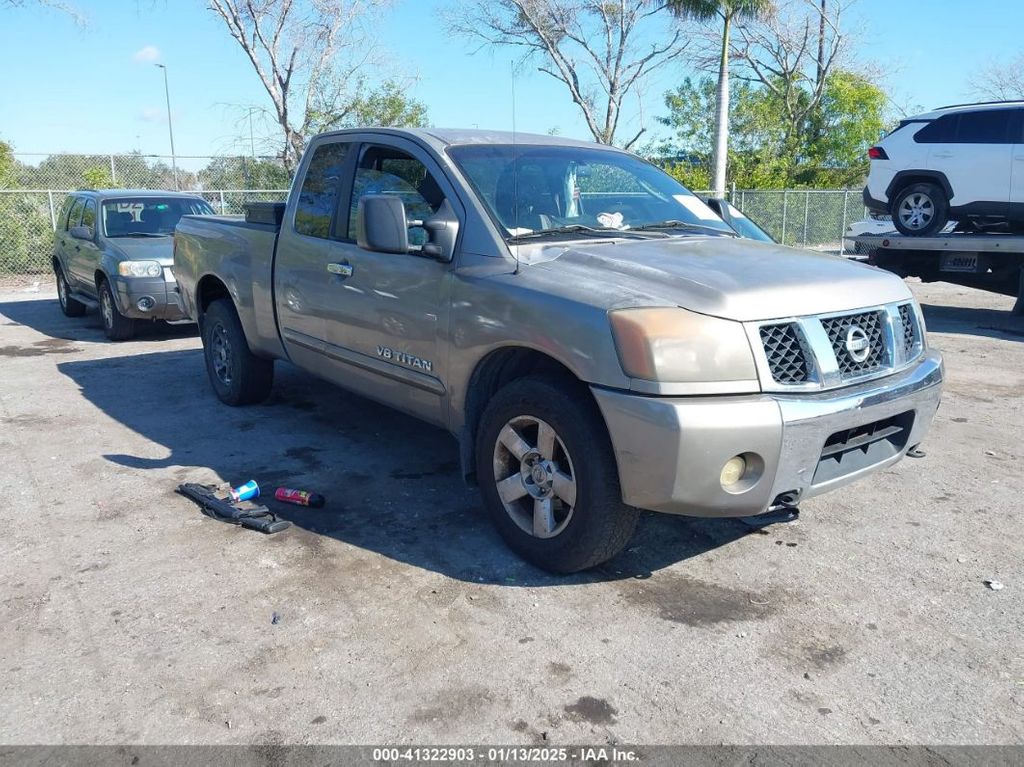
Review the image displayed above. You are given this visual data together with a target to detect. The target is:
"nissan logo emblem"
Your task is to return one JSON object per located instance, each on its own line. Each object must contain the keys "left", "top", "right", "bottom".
{"left": 845, "top": 325, "right": 871, "bottom": 363}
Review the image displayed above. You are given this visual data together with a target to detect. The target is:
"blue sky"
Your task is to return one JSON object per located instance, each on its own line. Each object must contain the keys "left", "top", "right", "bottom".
{"left": 1, "top": 0, "right": 1022, "bottom": 165}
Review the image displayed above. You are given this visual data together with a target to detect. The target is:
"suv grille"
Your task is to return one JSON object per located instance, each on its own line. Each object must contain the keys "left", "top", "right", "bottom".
{"left": 821, "top": 310, "right": 886, "bottom": 378}
{"left": 759, "top": 323, "right": 809, "bottom": 384}
{"left": 898, "top": 304, "right": 917, "bottom": 358}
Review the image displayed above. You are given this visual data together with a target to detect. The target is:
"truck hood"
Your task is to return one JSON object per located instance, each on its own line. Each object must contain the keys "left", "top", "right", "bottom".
{"left": 105, "top": 236, "right": 174, "bottom": 265}
{"left": 523, "top": 235, "right": 912, "bottom": 322}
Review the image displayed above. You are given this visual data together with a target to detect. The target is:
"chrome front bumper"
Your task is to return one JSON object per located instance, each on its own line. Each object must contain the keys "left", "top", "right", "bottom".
{"left": 112, "top": 270, "right": 188, "bottom": 321}
{"left": 592, "top": 350, "right": 943, "bottom": 518}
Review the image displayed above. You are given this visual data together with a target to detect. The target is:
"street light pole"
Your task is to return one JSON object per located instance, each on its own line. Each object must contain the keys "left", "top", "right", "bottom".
{"left": 155, "top": 63, "right": 179, "bottom": 190}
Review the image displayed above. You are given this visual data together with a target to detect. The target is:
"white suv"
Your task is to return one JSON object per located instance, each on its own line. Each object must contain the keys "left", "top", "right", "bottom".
{"left": 864, "top": 101, "right": 1024, "bottom": 236}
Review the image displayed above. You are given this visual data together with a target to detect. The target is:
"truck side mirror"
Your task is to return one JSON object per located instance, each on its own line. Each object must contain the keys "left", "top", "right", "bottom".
{"left": 421, "top": 198, "right": 459, "bottom": 263}
{"left": 69, "top": 225, "right": 92, "bottom": 241}
{"left": 357, "top": 195, "right": 409, "bottom": 255}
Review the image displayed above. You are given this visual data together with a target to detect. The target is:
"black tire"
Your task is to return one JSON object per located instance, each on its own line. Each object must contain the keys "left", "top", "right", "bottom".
{"left": 202, "top": 298, "right": 274, "bottom": 406}
{"left": 98, "top": 278, "right": 135, "bottom": 341}
{"left": 891, "top": 182, "right": 949, "bottom": 237}
{"left": 475, "top": 374, "right": 638, "bottom": 573}
{"left": 55, "top": 265, "right": 85, "bottom": 317}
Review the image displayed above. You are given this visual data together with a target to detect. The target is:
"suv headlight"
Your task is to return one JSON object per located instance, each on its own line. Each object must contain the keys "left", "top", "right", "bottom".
{"left": 118, "top": 261, "right": 163, "bottom": 278}
{"left": 609, "top": 307, "right": 757, "bottom": 382}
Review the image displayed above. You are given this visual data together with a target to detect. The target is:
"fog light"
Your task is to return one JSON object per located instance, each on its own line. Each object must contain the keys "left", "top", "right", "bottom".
{"left": 720, "top": 455, "right": 746, "bottom": 487}
{"left": 136, "top": 296, "right": 156, "bottom": 312}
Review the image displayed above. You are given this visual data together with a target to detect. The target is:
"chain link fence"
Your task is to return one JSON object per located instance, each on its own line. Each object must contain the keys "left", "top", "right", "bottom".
{"left": 0, "top": 152, "right": 867, "bottom": 275}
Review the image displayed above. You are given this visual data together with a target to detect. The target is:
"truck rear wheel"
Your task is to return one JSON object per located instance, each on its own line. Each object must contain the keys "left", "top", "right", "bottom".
{"left": 202, "top": 298, "right": 274, "bottom": 406}
{"left": 475, "top": 375, "right": 638, "bottom": 573}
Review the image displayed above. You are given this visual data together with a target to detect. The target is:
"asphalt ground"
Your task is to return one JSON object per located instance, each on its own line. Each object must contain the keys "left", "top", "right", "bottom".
{"left": 0, "top": 277, "right": 1021, "bottom": 746}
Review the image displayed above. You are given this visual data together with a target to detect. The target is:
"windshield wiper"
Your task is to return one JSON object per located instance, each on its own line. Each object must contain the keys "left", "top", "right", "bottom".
{"left": 508, "top": 224, "right": 667, "bottom": 243}
{"left": 109, "top": 232, "right": 170, "bottom": 238}
{"left": 631, "top": 220, "right": 737, "bottom": 237}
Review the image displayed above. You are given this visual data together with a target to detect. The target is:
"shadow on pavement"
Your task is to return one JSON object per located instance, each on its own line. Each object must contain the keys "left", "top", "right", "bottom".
{"left": 921, "top": 302, "right": 1024, "bottom": 342}
{"left": 0, "top": 296, "right": 198, "bottom": 343}
{"left": 56, "top": 347, "right": 753, "bottom": 587}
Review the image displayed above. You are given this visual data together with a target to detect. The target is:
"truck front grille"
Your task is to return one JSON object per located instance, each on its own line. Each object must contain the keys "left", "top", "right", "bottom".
{"left": 898, "top": 304, "right": 917, "bottom": 358}
{"left": 813, "top": 411, "right": 914, "bottom": 485}
{"left": 821, "top": 310, "right": 887, "bottom": 378}
{"left": 753, "top": 301, "right": 925, "bottom": 391}
{"left": 759, "top": 323, "right": 809, "bottom": 384}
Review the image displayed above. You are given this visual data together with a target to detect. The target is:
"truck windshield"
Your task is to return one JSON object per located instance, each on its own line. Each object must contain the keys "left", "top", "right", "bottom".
{"left": 102, "top": 197, "right": 214, "bottom": 238}
{"left": 447, "top": 144, "right": 734, "bottom": 239}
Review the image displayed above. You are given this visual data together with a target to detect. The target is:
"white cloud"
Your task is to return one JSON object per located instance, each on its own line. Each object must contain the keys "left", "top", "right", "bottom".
{"left": 133, "top": 45, "right": 161, "bottom": 64}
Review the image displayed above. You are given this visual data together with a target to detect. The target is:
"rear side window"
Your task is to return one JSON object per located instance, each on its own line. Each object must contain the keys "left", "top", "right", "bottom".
{"left": 956, "top": 110, "right": 1011, "bottom": 143}
{"left": 57, "top": 196, "right": 75, "bottom": 230}
{"left": 915, "top": 110, "right": 1015, "bottom": 144}
{"left": 294, "top": 141, "right": 349, "bottom": 239}
{"left": 66, "top": 197, "right": 84, "bottom": 230}
{"left": 81, "top": 199, "right": 97, "bottom": 234}
{"left": 914, "top": 115, "right": 957, "bottom": 143}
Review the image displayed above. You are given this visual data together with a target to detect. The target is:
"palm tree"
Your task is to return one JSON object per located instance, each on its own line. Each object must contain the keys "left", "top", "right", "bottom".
{"left": 668, "top": 0, "right": 773, "bottom": 197}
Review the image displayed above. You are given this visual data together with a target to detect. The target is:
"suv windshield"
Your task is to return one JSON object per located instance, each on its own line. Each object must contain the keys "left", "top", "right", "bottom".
{"left": 447, "top": 144, "right": 734, "bottom": 239}
{"left": 102, "top": 197, "right": 214, "bottom": 238}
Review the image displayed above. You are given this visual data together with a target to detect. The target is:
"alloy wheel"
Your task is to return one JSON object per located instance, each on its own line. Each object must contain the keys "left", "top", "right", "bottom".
{"left": 898, "top": 192, "right": 934, "bottom": 231}
{"left": 492, "top": 415, "right": 577, "bottom": 539}
{"left": 210, "top": 323, "right": 234, "bottom": 386}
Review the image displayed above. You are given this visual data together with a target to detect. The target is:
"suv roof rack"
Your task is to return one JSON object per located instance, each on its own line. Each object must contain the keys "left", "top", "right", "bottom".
{"left": 935, "top": 99, "right": 1024, "bottom": 110}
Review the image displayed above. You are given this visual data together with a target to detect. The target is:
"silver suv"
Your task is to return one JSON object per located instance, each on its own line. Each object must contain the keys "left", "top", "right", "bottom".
{"left": 864, "top": 100, "right": 1024, "bottom": 236}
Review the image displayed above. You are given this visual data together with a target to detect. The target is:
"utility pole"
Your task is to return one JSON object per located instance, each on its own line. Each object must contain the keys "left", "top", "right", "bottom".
{"left": 155, "top": 63, "right": 179, "bottom": 190}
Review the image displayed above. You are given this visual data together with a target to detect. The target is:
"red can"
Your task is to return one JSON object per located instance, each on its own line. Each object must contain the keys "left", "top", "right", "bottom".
{"left": 274, "top": 487, "right": 325, "bottom": 508}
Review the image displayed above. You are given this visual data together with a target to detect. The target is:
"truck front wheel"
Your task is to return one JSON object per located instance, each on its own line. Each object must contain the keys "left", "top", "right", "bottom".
{"left": 475, "top": 375, "right": 638, "bottom": 573}
{"left": 202, "top": 298, "right": 274, "bottom": 406}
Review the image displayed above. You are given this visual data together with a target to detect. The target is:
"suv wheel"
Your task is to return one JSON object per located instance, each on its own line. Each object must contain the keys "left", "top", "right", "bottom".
{"left": 55, "top": 266, "right": 86, "bottom": 317}
{"left": 98, "top": 278, "right": 135, "bottom": 341}
{"left": 202, "top": 298, "right": 274, "bottom": 405}
{"left": 892, "top": 182, "right": 949, "bottom": 237}
{"left": 475, "top": 375, "right": 639, "bottom": 573}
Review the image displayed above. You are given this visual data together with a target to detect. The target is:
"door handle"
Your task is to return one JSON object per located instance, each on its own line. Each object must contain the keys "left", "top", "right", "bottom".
{"left": 932, "top": 152, "right": 953, "bottom": 158}
{"left": 327, "top": 262, "right": 353, "bottom": 278}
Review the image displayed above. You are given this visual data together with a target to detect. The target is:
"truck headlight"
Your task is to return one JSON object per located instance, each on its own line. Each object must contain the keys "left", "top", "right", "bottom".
{"left": 118, "top": 261, "right": 163, "bottom": 278}
{"left": 609, "top": 307, "right": 757, "bottom": 382}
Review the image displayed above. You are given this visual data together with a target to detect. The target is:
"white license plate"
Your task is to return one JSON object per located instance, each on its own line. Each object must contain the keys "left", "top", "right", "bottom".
{"left": 940, "top": 253, "right": 978, "bottom": 272}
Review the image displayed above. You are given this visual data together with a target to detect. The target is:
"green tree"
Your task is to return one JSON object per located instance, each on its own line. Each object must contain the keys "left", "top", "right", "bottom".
{"left": 654, "top": 71, "right": 888, "bottom": 189}
{"left": 667, "top": 0, "right": 774, "bottom": 197}
{"left": 197, "top": 156, "right": 291, "bottom": 190}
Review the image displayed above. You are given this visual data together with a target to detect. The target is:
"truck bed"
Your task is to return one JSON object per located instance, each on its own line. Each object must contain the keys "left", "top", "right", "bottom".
{"left": 173, "top": 213, "right": 285, "bottom": 357}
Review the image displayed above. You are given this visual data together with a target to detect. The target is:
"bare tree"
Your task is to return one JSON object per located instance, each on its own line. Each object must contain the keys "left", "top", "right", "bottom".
{"left": 969, "top": 54, "right": 1024, "bottom": 101}
{"left": 448, "top": 0, "right": 689, "bottom": 149}
{"left": 208, "top": 0, "right": 393, "bottom": 169}
{"left": 3, "top": 0, "right": 86, "bottom": 25}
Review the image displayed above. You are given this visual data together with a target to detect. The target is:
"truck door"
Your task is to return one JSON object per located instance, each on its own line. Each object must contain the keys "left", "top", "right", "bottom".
{"left": 273, "top": 138, "right": 355, "bottom": 375}
{"left": 318, "top": 140, "right": 458, "bottom": 427}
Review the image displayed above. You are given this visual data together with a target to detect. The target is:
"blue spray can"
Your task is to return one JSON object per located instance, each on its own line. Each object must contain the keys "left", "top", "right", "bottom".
{"left": 229, "top": 480, "right": 260, "bottom": 502}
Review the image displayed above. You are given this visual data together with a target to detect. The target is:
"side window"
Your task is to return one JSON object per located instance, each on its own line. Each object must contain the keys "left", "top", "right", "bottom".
{"left": 294, "top": 141, "right": 349, "bottom": 239}
{"left": 81, "top": 199, "right": 97, "bottom": 235}
{"left": 348, "top": 146, "right": 444, "bottom": 248}
{"left": 914, "top": 115, "right": 957, "bottom": 143}
{"left": 66, "top": 197, "right": 84, "bottom": 230}
{"left": 955, "top": 110, "right": 1011, "bottom": 144}
{"left": 57, "top": 196, "right": 75, "bottom": 231}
